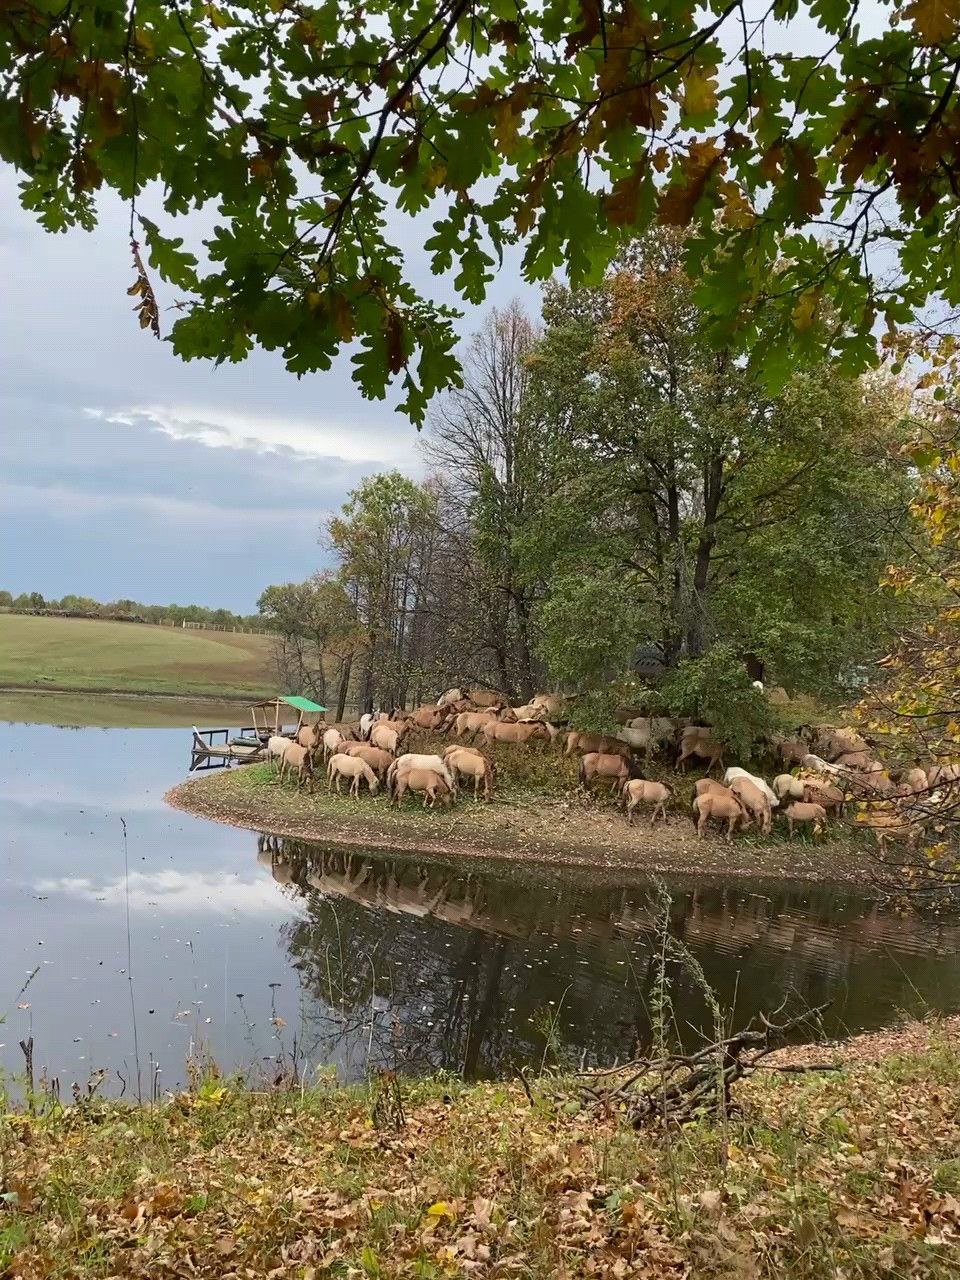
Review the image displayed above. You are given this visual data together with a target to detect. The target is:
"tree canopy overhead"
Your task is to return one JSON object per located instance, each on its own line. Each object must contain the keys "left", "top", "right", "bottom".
{"left": 4, "top": 0, "right": 959, "bottom": 418}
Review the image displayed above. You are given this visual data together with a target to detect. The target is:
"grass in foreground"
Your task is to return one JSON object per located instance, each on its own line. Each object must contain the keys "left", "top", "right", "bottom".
{"left": 0, "top": 615, "right": 274, "bottom": 699}
{"left": 0, "top": 1028, "right": 958, "bottom": 1277}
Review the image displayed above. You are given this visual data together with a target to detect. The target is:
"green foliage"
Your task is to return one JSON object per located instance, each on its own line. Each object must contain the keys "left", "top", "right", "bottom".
{"left": 520, "top": 233, "right": 914, "bottom": 710}
{"left": 5, "top": 2, "right": 960, "bottom": 417}
{"left": 659, "top": 644, "right": 776, "bottom": 757}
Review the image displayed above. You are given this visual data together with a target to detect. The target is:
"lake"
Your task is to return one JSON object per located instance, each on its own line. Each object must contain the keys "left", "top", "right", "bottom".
{"left": 2, "top": 699, "right": 960, "bottom": 1096}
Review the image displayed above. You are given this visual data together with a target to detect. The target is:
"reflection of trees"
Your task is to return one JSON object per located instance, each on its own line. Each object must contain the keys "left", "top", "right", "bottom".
{"left": 255, "top": 837, "right": 960, "bottom": 1080}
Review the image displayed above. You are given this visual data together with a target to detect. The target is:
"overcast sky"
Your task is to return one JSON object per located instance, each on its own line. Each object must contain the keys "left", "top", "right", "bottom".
{"left": 1, "top": 173, "right": 535, "bottom": 613}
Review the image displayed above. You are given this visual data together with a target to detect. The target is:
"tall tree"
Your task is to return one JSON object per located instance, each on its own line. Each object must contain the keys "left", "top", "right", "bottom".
{"left": 424, "top": 303, "right": 545, "bottom": 697}
{"left": 328, "top": 472, "right": 439, "bottom": 710}
{"left": 257, "top": 574, "right": 360, "bottom": 708}
{"left": 523, "top": 233, "right": 914, "bottom": 717}
{"left": 5, "top": 3, "right": 960, "bottom": 415}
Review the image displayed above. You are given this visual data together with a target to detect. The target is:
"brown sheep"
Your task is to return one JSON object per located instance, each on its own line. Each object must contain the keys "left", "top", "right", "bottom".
{"left": 326, "top": 753, "right": 380, "bottom": 797}
{"left": 339, "top": 743, "right": 394, "bottom": 779}
{"left": 677, "top": 733, "right": 725, "bottom": 774}
{"left": 564, "top": 731, "right": 631, "bottom": 759}
{"left": 692, "top": 791, "right": 746, "bottom": 842}
{"left": 729, "top": 776, "right": 772, "bottom": 835}
{"left": 801, "top": 780, "right": 845, "bottom": 816}
{"left": 370, "top": 720, "right": 411, "bottom": 754}
{"left": 482, "top": 720, "right": 551, "bottom": 747}
{"left": 444, "top": 747, "right": 494, "bottom": 800}
{"left": 621, "top": 779, "right": 672, "bottom": 825}
{"left": 280, "top": 742, "right": 314, "bottom": 793}
{"left": 783, "top": 801, "right": 827, "bottom": 838}
{"left": 391, "top": 768, "right": 453, "bottom": 809}
{"left": 578, "top": 751, "right": 631, "bottom": 796}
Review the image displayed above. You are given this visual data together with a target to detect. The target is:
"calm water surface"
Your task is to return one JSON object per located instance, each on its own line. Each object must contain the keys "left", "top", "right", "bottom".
{"left": 2, "top": 708, "right": 960, "bottom": 1094}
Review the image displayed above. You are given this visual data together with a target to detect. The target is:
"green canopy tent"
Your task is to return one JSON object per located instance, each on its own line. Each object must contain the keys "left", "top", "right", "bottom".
{"left": 250, "top": 695, "right": 328, "bottom": 738}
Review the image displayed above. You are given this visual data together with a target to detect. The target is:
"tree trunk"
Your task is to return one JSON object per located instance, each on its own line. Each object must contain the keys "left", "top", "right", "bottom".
{"left": 685, "top": 454, "right": 725, "bottom": 658}
{"left": 335, "top": 651, "right": 354, "bottom": 722}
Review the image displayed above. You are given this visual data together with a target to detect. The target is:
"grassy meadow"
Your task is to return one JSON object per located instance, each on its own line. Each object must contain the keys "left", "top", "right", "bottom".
{"left": 0, "top": 615, "right": 274, "bottom": 700}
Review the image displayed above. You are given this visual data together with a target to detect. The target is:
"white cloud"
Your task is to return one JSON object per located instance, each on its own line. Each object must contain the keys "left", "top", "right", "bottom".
{"left": 84, "top": 404, "right": 421, "bottom": 468}
{"left": 35, "top": 869, "right": 303, "bottom": 917}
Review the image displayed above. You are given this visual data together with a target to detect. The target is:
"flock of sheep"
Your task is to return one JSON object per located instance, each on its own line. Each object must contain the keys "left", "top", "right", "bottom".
{"left": 260, "top": 687, "right": 958, "bottom": 850}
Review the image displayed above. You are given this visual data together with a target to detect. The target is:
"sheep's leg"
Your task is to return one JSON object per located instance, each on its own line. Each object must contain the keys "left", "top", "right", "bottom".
{"left": 788, "top": 819, "right": 794, "bottom": 840}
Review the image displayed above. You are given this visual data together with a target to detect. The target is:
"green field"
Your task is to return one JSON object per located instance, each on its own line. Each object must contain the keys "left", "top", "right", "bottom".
{"left": 0, "top": 615, "right": 275, "bottom": 699}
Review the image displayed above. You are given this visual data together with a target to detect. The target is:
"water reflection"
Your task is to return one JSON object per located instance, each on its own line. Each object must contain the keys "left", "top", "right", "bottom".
{"left": 262, "top": 839, "right": 960, "bottom": 1079}
{"left": 1, "top": 717, "right": 959, "bottom": 1092}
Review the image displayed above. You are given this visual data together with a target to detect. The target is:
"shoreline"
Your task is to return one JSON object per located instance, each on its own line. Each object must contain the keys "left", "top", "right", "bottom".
{"left": 167, "top": 767, "right": 881, "bottom": 885}
{"left": 0, "top": 683, "right": 263, "bottom": 704}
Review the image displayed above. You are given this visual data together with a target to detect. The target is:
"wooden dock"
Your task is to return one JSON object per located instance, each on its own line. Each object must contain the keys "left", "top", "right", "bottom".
{"left": 189, "top": 727, "right": 267, "bottom": 772}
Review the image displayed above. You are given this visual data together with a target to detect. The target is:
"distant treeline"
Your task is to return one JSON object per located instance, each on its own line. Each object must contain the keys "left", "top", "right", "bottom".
{"left": 0, "top": 591, "right": 263, "bottom": 632}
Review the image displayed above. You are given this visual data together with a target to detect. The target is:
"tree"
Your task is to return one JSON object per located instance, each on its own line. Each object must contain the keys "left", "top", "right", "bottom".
{"left": 423, "top": 303, "right": 546, "bottom": 697}
{"left": 522, "top": 233, "right": 914, "bottom": 724}
{"left": 257, "top": 575, "right": 360, "bottom": 711}
{"left": 0, "top": 591, "right": 12, "bottom": 608}
{"left": 5, "top": 3, "right": 960, "bottom": 419}
{"left": 328, "top": 472, "right": 439, "bottom": 710}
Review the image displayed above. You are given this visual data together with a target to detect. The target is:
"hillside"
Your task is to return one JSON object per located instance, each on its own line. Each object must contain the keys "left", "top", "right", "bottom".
{"left": 0, "top": 615, "right": 275, "bottom": 700}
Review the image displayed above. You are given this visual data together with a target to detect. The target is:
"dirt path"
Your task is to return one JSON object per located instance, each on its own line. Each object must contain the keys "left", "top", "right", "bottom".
{"left": 167, "top": 767, "right": 880, "bottom": 885}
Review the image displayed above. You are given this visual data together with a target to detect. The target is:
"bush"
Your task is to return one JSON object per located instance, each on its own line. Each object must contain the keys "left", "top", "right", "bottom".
{"left": 659, "top": 644, "right": 776, "bottom": 758}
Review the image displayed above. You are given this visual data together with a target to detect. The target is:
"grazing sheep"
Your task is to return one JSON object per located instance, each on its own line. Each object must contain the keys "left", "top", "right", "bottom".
{"left": 454, "top": 710, "right": 498, "bottom": 740}
{"left": 578, "top": 751, "right": 631, "bottom": 796}
{"left": 564, "top": 731, "right": 631, "bottom": 758}
{"left": 370, "top": 719, "right": 410, "bottom": 754}
{"left": 529, "top": 693, "right": 567, "bottom": 721}
{"left": 801, "top": 780, "right": 845, "bottom": 816}
{"left": 694, "top": 778, "right": 738, "bottom": 800}
{"left": 280, "top": 742, "right": 315, "bottom": 793}
{"left": 800, "top": 753, "right": 845, "bottom": 777}
{"left": 322, "top": 727, "right": 344, "bottom": 761}
{"left": 436, "top": 687, "right": 464, "bottom": 707}
{"left": 326, "top": 753, "right": 380, "bottom": 797}
{"left": 677, "top": 733, "right": 725, "bottom": 774}
{"left": 391, "top": 768, "right": 453, "bottom": 809}
{"left": 783, "top": 801, "right": 827, "bottom": 838}
{"left": 692, "top": 791, "right": 746, "bottom": 842}
{"left": 484, "top": 720, "right": 551, "bottom": 747}
{"left": 444, "top": 747, "right": 494, "bottom": 800}
{"left": 387, "top": 753, "right": 457, "bottom": 795}
{"left": 358, "top": 713, "right": 374, "bottom": 741}
{"left": 267, "top": 735, "right": 295, "bottom": 768}
{"left": 729, "top": 776, "right": 772, "bottom": 835}
{"left": 621, "top": 779, "right": 672, "bottom": 825}
{"left": 723, "top": 767, "right": 779, "bottom": 808}
{"left": 773, "top": 773, "right": 805, "bottom": 802}
{"left": 296, "top": 723, "right": 323, "bottom": 755}
{"left": 411, "top": 704, "right": 450, "bottom": 731}
{"left": 339, "top": 743, "right": 394, "bottom": 779}
{"left": 899, "top": 766, "right": 929, "bottom": 795}
{"left": 621, "top": 716, "right": 675, "bottom": 759}
{"left": 773, "top": 734, "right": 809, "bottom": 767}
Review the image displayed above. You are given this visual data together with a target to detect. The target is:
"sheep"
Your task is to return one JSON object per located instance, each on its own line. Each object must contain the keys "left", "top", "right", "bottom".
{"left": 454, "top": 710, "right": 498, "bottom": 740}
{"left": 529, "top": 693, "right": 567, "bottom": 721}
{"left": 564, "top": 731, "right": 631, "bottom": 758}
{"left": 694, "top": 778, "right": 737, "bottom": 800}
{"left": 370, "top": 719, "right": 410, "bottom": 754}
{"left": 677, "top": 732, "right": 724, "bottom": 774}
{"left": 723, "top": 767, "right": 779, "bottom": 808}
{"left": 358, "top": 713, "right": 374, "bottom": 741}
{"left": 444, "top": 746, "right": 494, "bottom": 800}
{"left": 899, "top": 766, "right": 929, "bottom": 795}
{"left": 773, "top": 773, "right": 805, "bottom": 802}
{"left": 277, "top": 742, "right": 314, "bottom": 792}
{"left": 783, "top": 801, "right": 827, "bottom": 838}
{"left": 326, "top": 753, "right": 380, "bottom": 797}
{"left": 801, "top": 780, "right": 845, "bottom": 816}
{"left": 266, "top": 735, "right": 296, "bottom": 773}
{"left": 621, "top": 779, "right": 672, "bottom": 825}
{"left": 296, "top": 723, "right": 323, "bottom": 755}
{"left": 800, "top": 753, "right": 845, "bottom": 777}
{"left": 729, "top": 776, "right": 772, "bottom": 835}
{"left": 436, "top": 687, "right": 464, "bottom": 707}
{"left": 322, "top": 727, "right": 344, "bottom": 762}
{"left": 391, "top": 768, "right": 453, "bottom": 809}
{"left": 622, "top": 716, "right": 675, "bottom": 759}
{"left": 578, "top": 751, "right": 631, "bottom": 796}
{"left": 339, "top": 743, "right": 394, "bottom": 779}
{"left": 387, "top": 753, "right": 457, "bottom": 796}
{"left": 484, "top": 720, "right": 552, "bottom": 747}
{"left": 410, "top": 704, "right": 450, "bottom": 731}
{"left": 692, "top": 791, "right": 746, "bottom": 842}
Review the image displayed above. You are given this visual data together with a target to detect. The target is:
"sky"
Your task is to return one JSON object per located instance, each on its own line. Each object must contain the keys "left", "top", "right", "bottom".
{"left": 1, "top": 173, "right": 535, "bottom": 613}
{"left": 1, "top": 2, "right": 889, "bottom": 615}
